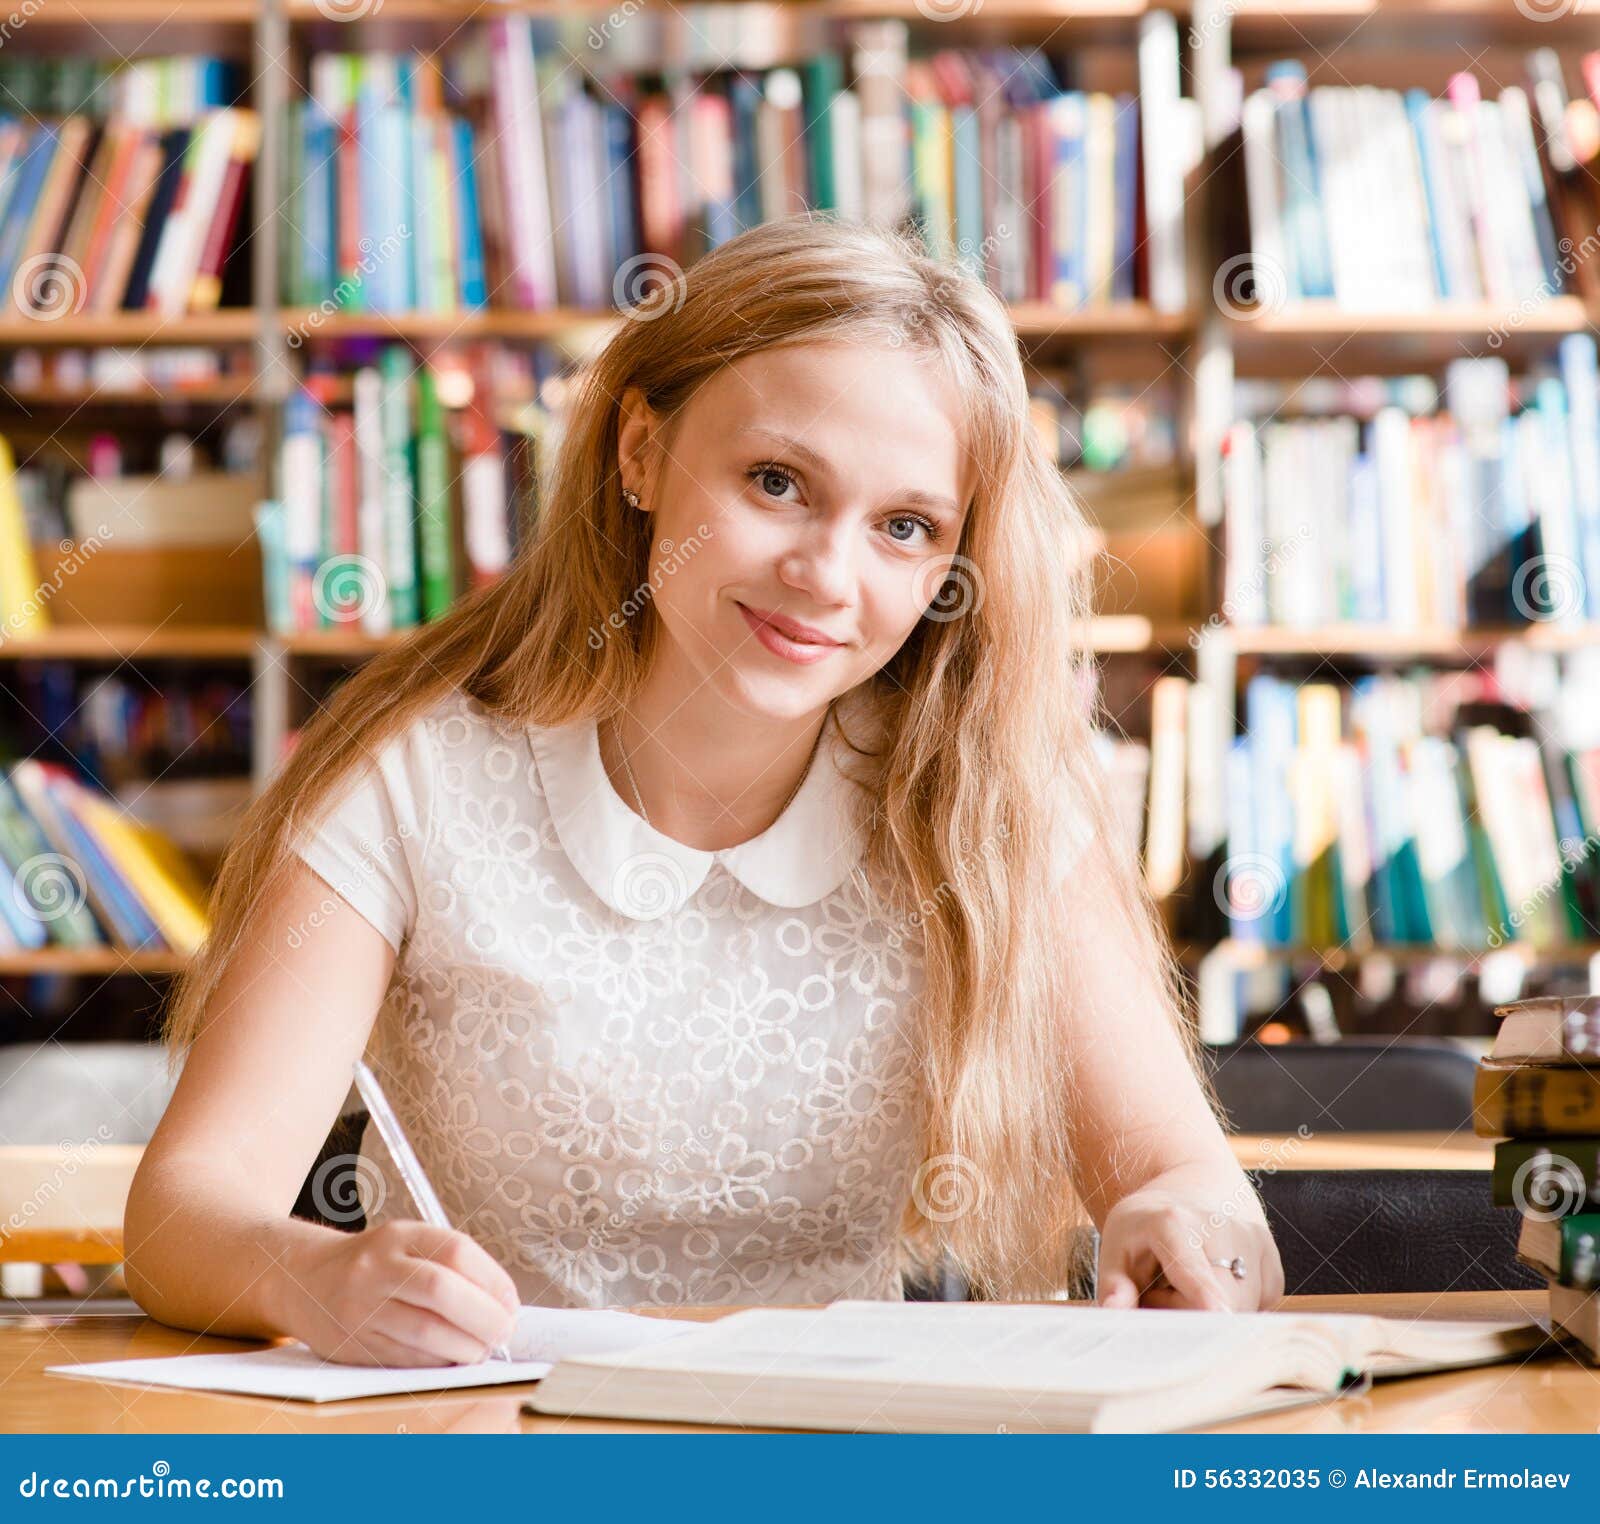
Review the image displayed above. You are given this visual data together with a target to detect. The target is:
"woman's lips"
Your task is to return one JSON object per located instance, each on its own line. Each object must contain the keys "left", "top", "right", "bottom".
{"left": 736, "top": 603, "right": 842, "bottom": 665}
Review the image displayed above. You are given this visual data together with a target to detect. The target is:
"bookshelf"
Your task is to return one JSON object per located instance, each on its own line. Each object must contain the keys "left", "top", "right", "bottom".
{"left": 3, "top": 0, "right": 1600, "bottom": 1051}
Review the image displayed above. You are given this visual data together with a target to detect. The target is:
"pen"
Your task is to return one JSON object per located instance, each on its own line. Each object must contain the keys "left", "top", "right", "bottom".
{"left": 351, "top": 1057, "right": 516, "bottom": 1363}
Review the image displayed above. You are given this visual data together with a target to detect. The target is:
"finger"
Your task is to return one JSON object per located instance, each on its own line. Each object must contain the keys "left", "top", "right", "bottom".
{"left": 322, "top": 1327, "right": 453, "bottom": 1369}
{"left": 377, "top": 1298, "right": 495, "bottom": 1365}
{"left": 382, "top": 1255, "right": 519, "bottom": 1349}
{"left": 401, "top": 1223, "right": 522, "bottom": 1308}
{"left": 1146, "top": 1233, "right": 1231, "bottom": 1311}
{"left": 1096, "top": 1269, "right": 1140, "bottom": 1308}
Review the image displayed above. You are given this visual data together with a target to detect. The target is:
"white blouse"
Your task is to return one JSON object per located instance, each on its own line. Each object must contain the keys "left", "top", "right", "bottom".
{"left": 289, "top": 681, "right": 935, "bottom": 1308}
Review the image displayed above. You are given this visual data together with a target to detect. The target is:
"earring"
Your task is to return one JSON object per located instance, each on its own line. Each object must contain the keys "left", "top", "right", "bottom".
{"left": 622, "top": 486, "right": 641, "bottom": 510}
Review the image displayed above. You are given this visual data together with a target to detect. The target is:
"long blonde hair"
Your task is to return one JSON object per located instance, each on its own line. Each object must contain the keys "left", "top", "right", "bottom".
{"left": 164, "top": 214, "right": 1208, "bottom": 1299}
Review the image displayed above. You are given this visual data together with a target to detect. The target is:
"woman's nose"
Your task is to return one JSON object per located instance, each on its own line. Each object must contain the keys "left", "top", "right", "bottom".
{"left": 778, "top": 527, "right": 855, "bottom": 605}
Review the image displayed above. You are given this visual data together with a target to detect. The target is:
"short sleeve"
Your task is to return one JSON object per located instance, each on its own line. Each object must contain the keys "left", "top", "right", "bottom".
{"left": 287, "top": 716, "right": 433, "bottom": 955}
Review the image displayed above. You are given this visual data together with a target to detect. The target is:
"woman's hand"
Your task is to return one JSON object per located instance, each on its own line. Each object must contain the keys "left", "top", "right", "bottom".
{"left": 1094, "top": 1166, "right": 1285, "bottom": 1312}
{"left": 276, "top": 1220, "right": 521, "bottom": 1366}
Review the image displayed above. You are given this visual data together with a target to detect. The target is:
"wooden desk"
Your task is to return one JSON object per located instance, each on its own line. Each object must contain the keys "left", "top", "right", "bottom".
{"left": 3, "top": 1290, "right": 1590, "bottom": 1434}
{"left": 1228, "top": 1131, "right": 1493, "bottom": 1173}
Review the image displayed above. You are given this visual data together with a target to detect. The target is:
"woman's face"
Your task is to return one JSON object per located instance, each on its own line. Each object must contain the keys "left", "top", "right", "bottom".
{"left": 619, "top": 340, "right": 974, "bottom": 723}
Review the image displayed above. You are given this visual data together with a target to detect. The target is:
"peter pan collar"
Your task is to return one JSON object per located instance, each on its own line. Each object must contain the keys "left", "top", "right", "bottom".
{"left": 527, "top": 684, "right": 884, "bottom": 920}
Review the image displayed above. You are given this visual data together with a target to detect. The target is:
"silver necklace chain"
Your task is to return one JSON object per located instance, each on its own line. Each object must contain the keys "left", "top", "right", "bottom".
{"left": 608, "top": 716, "right": 819, "bottom": 831}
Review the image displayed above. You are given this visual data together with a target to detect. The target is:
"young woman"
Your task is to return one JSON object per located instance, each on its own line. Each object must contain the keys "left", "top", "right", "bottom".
{"left": 126, "top": 216, "right": 1284, "bottom": 1368}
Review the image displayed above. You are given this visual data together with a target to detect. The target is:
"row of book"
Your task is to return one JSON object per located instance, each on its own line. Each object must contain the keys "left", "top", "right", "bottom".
{"left": 0, "top": 106, "right": 258, "bottom": 319}
{"left": 1224, "top": 347, "right": 1600, "bottom": 630}
{"left": 258, "top": 350, "right": 519, "bottom": 636}
{"left": 1225, "top": 669, "right": 1600, "bottom": 953}
{"left": 1480, "top": 993, "right": 1600, "bottom": 1364}
{"left": 283, "top": 11, "right": 1193, "bottom": 315}
{"left": 0, "top": 759, "right": 209, "bottom": 956}
{"left": 0, "top": 344, "right": 252, "bottom": 396}
{"left": 0, "top": 56, "right": 239, "bottom": 127}
{"left": 1234, "top": 57, "right": 1566, "bottom": 310}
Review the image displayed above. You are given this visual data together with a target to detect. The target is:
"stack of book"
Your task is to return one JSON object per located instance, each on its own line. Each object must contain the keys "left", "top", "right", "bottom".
{"left": 0, "top": 56, "right": 257, "bottom": 318}
{"left": 256, "top": 350, "right": 517, "bottom": 636}
{"left": 0, "top": 760, "right": 209, "bottom": 957}
{"left": 1224, "top": 347, "right": 1600, "bottom": 631}
{"left": 1225, "top": 666, "right": 1600, "bottom": 952}
{"left": 1480, "top": 994, "right": 1600, "bottom": 1363}
{"left": 287, "top": 10, "right": 1194, "bottom": 316}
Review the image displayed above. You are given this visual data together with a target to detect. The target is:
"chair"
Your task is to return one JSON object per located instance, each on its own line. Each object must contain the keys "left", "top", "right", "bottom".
{"left": 293, "top": 1110, "right": 369, "bottom": 1233}
{"left": 1247, "top": 1167, "right": 1542, "bottom": 1295}
{"left": 1204, "top": 1039, "right": 1480, "bottom": 1133}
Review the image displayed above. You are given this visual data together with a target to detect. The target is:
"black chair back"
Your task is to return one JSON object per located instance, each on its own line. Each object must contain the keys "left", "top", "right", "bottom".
{"left": 1206, "top": 1039, "right": 1479, "bottom": 1132}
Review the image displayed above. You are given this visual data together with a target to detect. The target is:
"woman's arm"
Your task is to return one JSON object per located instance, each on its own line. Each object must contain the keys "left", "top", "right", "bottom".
{"left": 124, "top": 860, "right": 519, "bottom": 1362}
{"left": 1054, "top": 850, "right": 1284, "bottom": 1311}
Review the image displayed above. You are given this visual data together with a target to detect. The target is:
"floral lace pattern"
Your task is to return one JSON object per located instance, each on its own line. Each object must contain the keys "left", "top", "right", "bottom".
{"left": 294, "top": 689, "right": 928, "bottom": 1308}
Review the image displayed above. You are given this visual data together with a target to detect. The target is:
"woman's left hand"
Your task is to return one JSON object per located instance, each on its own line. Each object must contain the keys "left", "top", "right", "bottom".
{"left": 1094, "top": 1167, "right": 1285, "bottom": 1312}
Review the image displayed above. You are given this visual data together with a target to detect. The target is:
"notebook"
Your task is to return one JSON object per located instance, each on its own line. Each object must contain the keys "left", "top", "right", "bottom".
{"left": 523, "top": 1299, "right": 1552, "bottom": 1433}
{"left": 46, "top": 1305, "right": 692, "bottom": 1404}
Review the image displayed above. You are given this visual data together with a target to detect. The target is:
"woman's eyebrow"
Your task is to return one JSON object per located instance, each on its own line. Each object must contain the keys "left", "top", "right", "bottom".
{"left": 735, "top": 427, "right": 963, "bottom": 517}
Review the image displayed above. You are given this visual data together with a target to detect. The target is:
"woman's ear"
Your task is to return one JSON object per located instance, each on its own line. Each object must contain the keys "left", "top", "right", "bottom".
{"left": 616, "top": 386, "right": 659, "bottom": 512}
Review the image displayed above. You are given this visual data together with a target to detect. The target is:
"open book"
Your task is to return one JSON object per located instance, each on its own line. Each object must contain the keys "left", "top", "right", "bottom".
{"left": 524, "top": 1300, "right": 1551, "bottom": 1433}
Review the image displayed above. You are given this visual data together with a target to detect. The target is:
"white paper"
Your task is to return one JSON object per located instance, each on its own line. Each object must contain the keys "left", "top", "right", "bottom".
{"left": 46, "top": 1304, "right": 692, "bottom": 1404}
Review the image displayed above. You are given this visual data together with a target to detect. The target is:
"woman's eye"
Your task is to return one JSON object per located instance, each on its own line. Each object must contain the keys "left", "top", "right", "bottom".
{"left": 886, "top": 514, "right": 940, "bottom": 546}
{"left": 749, "top": 464, "right": 799, "bottom": 500}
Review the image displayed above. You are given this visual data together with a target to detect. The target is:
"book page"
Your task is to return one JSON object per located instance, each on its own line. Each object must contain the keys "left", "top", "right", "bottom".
{"left": 45, "top": 1305, "right": 693, "bottom": 1404}
{"left": 576, "top": 1302, "right": 1326, "bottom": 1396}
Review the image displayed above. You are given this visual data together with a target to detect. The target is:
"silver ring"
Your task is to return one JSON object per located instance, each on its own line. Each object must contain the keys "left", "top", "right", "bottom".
{"left": 1213, "top": 1255, "right": 1246, "bottom": 1280}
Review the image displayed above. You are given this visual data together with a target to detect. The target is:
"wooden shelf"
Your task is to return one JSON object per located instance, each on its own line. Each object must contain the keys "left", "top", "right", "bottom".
{"left": 279, "top": 629, "right": 407, "bottom": 656}
{"left": 1227, "top": 0, "right": 1600, "bottom": 44}
{"left": 279, "top": 307, "right": 608, "bottom": 342}
{"left": 1228, "top": 623, "right": 1600, "bottom": 659}
{"left": 16, "top": 0, "right": 257, "bottom": 21}
{"left": 0, "top": 312, "right": 258, "bottom": 348}
{"left": 1227, "top": 298, "right": 1590, "bottom": 343}
{"left": 0, "top": 626, "right": 262, "bottom": 661}
{"left": 0, "top": 948, "right": 188, "bottom": 976}
{"left": 286, "top": 0, "right": 1163, "bottom": 19}
{"left": 279, "top": 302, "right": 1191, "bottom": 343}
{"left": 1176, "top": 939, "right": 1600, "bottom": 970}
{"left": 0, "top": 381, "right": 255, "bottom": 408}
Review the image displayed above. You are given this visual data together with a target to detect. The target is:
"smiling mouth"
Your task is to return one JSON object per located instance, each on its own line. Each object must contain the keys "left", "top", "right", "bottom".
{"left": 736, "top": 603, "right": 845, "bottom": 662}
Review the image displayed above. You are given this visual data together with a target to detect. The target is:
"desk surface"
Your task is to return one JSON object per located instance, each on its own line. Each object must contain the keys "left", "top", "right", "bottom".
{"left": 3, "top": 1290, "right": 1590, "bottom": 1435}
